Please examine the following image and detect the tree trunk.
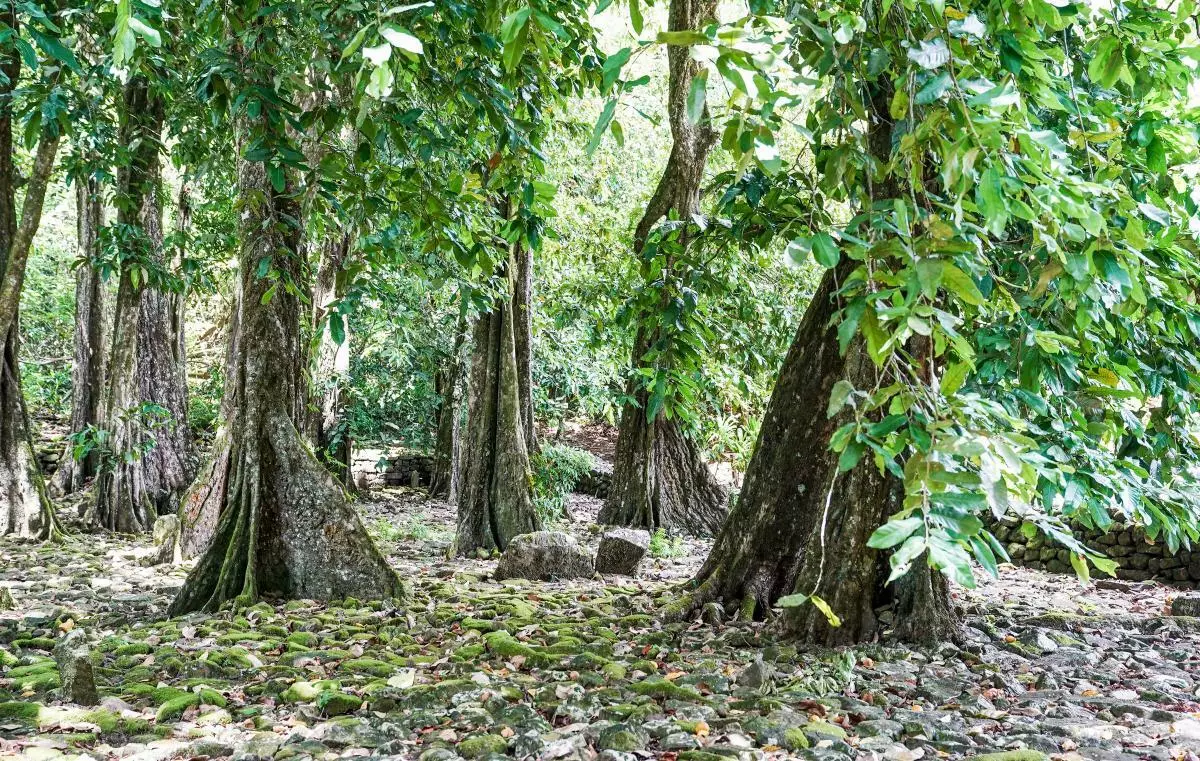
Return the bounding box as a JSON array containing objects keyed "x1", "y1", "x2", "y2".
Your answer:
[
  {"x1": 51, "y1": 177, "x2": 108, "y2": 496},
  {"x1": 310, "y1": 231, "x2": 353, "y2": 489},
  {"x1": 430, "y1": 309, "x2": 467, "y2": 501},
  {"x1": 0, "y1": 14, "x2": 62, "y2": 540},
  {"x1": 665, "y1": 71, "x2": 958, "y2": 645},
  {"x1": 513, "y1": 243, "x2": 536, "y2": 455},
  {"x1": 602, "y1": 0, "x2": 728, "y2": 536},
  {"x1": 94, "y1": 79, "x2": 193, "y2": 533},
  {"x1": 169, "y1": 122, "x2": 401, "y2": 614},
  {"x1": 454, "y1": 255, "x2": 541, "y2": 556}
]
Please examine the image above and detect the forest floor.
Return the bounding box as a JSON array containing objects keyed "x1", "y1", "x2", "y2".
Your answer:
[{"x1": 2, "y1": 487, "x2": 1200, "y2": 761}]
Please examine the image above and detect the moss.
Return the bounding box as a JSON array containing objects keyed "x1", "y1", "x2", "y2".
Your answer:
[
  {"x1": 338, "y1": 658, "x2": 395, "y2": 677},
  {"x1": 12, "y1": 637, "x2": 56, "y2": 651},
  {"x1": 628, "y1": 676, "x2": 704, "y2": 702},
  {"x1": 150, "y1": 687, "x2": 192, "y2": 705},
  {"x1": 483, "y1": 631, "x2": 551, "y2": 665},
  {"x1": 199, "y1": 688, "x2": 227, "y2": 707},
  {"x1": 968, "y1": 753, "x2": 1049, "y2": 761},
  {"x1": 461, "y1": 617, "x2": 500, "y2": 632},
  {"x1": 121, "y1": 717, "x2": 152, "y2": 735},
  {"x1": 458, "y1": 733, "x2": 508, "y2": 758},
  {"x1": 12, "y1": 670, "x2": 60, "y2": 692},
  {"x1": 453, "y1": 644, "x2": 486, "y2": 661},
  {"x1": 602, "y1": 661, "x2": 628, "y2": 680},
  {"x1": 286, "y1": 631, "x2": 319, "y2": 648},
  {"x1": 155, "y1": 693, "x2": 201, "y2": 722},
  {"x1": 678, "y1": 752, "x2": 728, "y2": 761},
  {"x1": 0, "y1": 647, "x2": 17, "y2": 667},
  {"x1": 216, "y1": 630, "x2": 271, "y2": 645},
  {"x1": 113, "y1": 642, "x2": 153, "y2": 657},
  {"x1": 123, "y1": 683, "x2": 155, "y2": 698},
  {"x1": 281, "y1": 681, "x2": 321, "y2": 703},
  {"x1": 82, "y1": 709, "x2": 121, "y2": 734},
  {"x1": 0, "y1": 701, "x2": 40, "y2": 724},
  {"x1": 804, "y1": 720, "x2": 847, "y2": 739},
  {"x1": 783, "y1": 728, "x2": 811, "y2": 750},
  {"x1": 7, "y1": 661, "x2": 58, "y2": 678},
  {"x1": 316, "y1": 690, "x2": 362, "y2": 716}
]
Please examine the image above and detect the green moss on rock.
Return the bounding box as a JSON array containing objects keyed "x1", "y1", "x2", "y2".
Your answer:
[
  {"x1": 316, "y1": 690, "x2": 362, "y2": 716},
  {"x1": 458, "y1": 733, "x2": 508, "y2": 758}
]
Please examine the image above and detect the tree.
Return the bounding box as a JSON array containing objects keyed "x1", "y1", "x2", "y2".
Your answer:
[
  {"x1": 171, "y1": 5, "x2": 405, "y2": 612},
  {"x1": 429, "y1": 308, "x2": 467, "y2": 500},
  {"x1": 94, "y1": 76, "x2": 193, "y2": 532},
  {"x1": 0, "y1": 5, "x2": 71, "y2": 540},
  {"x1": 455, "y1": 241, "x2": 542, "y2": 555},
  {"x1": 599, "y1": 0, "x2": 729, "y2": 536},
  {"x1": 670, "y1": 0, "x2": 1200, "y2": 644},
  {"x1": 51, "y1": 174, "x2": 107, "y2": 496}
]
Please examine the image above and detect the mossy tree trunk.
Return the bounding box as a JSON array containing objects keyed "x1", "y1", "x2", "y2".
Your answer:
[
  {"x1": 309, "y1": 230, "x2": 354, "y2": 489},
  {"x1": 513, "y1": 242, "x2": 536, "y2": 456},
  {"x1": 51, "y1": 176, "x2": 108, "y2": 496},
  {"x1": 0, "y1": 16, "x2": 61, "y2": 540},
  {"x1": 666, "y1": 74, "x2": 957, "y2": 647},
  {"x1": 169, "y1": 120, "x2": 401, "y2": 614},
  {"x1": 430, "y1": 309, "x2": 468, "y2": 501},
  {"x1": 601, "y1": 0, "x2": 728, "y2": 537},
  {"x1": 94, "y1": 78, "x2": 193, "y2": 533},
  {"x1": 455, "y1": 248, "x2": 541, "y2": 556}
]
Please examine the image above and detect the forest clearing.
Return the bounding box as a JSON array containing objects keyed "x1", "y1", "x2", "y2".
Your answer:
[{"x1": 1, "y1": 0, "x2": 1199, "y2": 758}]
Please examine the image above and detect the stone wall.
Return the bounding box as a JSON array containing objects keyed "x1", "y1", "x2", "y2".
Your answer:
[{"x1": 991, "y1": 519, "x2": 1200, "y2": 589}]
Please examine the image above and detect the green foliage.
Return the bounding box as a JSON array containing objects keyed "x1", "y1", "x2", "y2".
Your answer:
[
  {"x1": 531, "y1": 444, "x2": 596, "y2": 521},
  {"x1": 648, "y1": 529, "x2": 684, "y2": 559},
  {"x1": 67, "y1": 402, "x2": 174, "y2": 473}
]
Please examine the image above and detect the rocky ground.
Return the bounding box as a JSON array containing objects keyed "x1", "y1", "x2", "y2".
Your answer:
[{"x1": 2, "y1": 487, "x2": 1200, "y2": 761}]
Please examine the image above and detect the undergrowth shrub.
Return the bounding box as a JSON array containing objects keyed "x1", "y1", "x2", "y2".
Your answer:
[{"x1": 532, "y1": 444, "x2": 596, "y2": 521}]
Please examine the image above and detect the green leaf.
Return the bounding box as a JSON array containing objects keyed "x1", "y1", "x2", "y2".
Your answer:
[
  {"x1": 827, "y1": 379, "x2": 854, "y2": 418},
  {"x1": 811, "y1": 232, "x2": 839, "y2": 268},
  {"x1": 127, "y1": 17, "x2": 161, "y2": 47},
  {"x1": 380, "y1": 25, "x2": 423, "y2": 55},
  {"x1": 500, "y1": 7, "x2": 532, "y2": 42},
  {"x1": 1069, "y1": 552, "x2": 1090, "y2": 584},
  {"x1": 914, "y1": 72, "x2": 952, "y2": 105},
  {"x1": 341, "y1": 25, "x2": 372, "y2": 59},
  {"x1": 867, "y1": 517, "x2": 923, "y2": 549},
  {"x1": 587, "y1": 98, "x2": 617, "y2": 155},
  {"x1": 941, "y1": 264, "x2": 986, "y2": 306},
  {"x1": 776, "y1": 593, "x2": 809, "y2": 608},
  {"x1": 1088, "y1": 37, "x2": 1125, "y2": 88},
  {"x1": 629, "y1": 0, "x2": 643, "y2": 34},
  {"x1": 808, "y1": 596, "x2": 841, "y2": 628},
  {"x1": 940, "y1": 360, "x2": 970, "y2": 395}
]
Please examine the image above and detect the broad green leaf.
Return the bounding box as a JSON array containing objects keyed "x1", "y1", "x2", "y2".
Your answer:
[
  {"x1": 587, "y1": 99, "x2": 617, "y2": 154},
  {"x1": 867, "y1": 517, "x2": 923, "y2": 549},
  {"x1": 381, "y1": 25, "x2": 423, "y2": 55},
  {"x1": 827, "y1": 379, "x2": 854, "y2": 418},
  {"x1": 809, "y1": 596, "x2": 842, "y2": 627},
  {"x1": 811, "y1": 232, "x2": 839, "y2": 268},
  {"x1": 686, "y1": 70, "x2": 708, "y2": 124}
]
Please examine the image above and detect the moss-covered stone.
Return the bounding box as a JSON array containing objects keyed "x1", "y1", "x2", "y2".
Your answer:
[
  {"x1": 783, "y1": 728, "x2": 811, "y2": 750},
  {"x1": 338, "y1": 658, "x2": 395, "y2": 677},
  {"x1": 316, "y1": 690, "x2": 362, "y2": 716},
  {"x1": 968, "y1": 752, "x2": 1049, "y2": 761},
  {"x1": 0, "y1": 701, "x2": 40, "y2": 725},
  {"x1": 457, "y1": 733, "x2": 508, "y2": 758},
  {"x1": 155, "y1": 692, "x2": 201, "y2": 722},
  {"x1": 628, "y1": 676, "x2": 704, "y2": 702}
]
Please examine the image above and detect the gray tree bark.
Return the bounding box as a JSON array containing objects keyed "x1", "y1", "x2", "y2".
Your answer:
[
  {"x1": 0, "y1": 13, "x2": 61, "y2": 540},
  {"x1": 170, "y1": 116, "x2": 401, "y2": 614},
  {"x1": 51, "y1": 177, "x2": 108, "y2": 496},
  {"x1": 310, "y1": 231, "x2": 354, "y2": 489},
  {"x1": 430, "y1": 309, "x2": 468, "y2": 501},
  {"x1": 94, "y1": 78, "x2": 193, "y2": 533},
  {"x1": 455, "y1": 247, "x2": 541, "y2": 555},
  {"x1": 601, "y1": 0, "x2": 728, "y2": 537},
  {"x1": 665, "y1": 64, "x2": 957, "y2": 647}
]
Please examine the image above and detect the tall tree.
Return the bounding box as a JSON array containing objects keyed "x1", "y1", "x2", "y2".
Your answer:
[
  {"x1": 94, "y1": 76, "x2": 194, "y2": 532},
  {"x1": 51, "y1": 175, "x2": 108, "y2": 496},
  {"x1": 669, "y1": 0, "x2": 1200, "y2": 644},
  {"x1": 455, "y1": 239, "x2": 542, "y2": 555},
  {"x1": 599, "y1": 0, "x2": 728, "y2": 536},
  {"x1": 0, "y1": 6, "x2": 68, "y2": 540},
  {"x1": 170, "y1": 4, "x2": 405, "y2": 612},
  {"x1": 309, "y1": 229, "x2": 354, "y2": 487},
  {"x1": 429, "y1": 307, "x2": 467, "y2": 501}
]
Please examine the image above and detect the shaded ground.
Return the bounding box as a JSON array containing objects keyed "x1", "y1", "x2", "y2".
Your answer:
[{"x1": 2, "y1": 487, "x2": 1200, "y2": 761}]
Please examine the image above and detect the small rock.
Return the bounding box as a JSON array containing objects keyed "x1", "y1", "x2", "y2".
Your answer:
[
  {"x1": 152, "y1": 514, "x2": 179, "y2": 546},
  {"x1": 0, "y1": 586, "x2": 13, "y2": 610},
  {"x1": 701, "y1": 601, "x2": 725, "y2": 626},
  {"x1": 595, "y1": 528, "x2": 650, "y2": 575},
  {"x1": 54, "y1": 629, "x2": 99, "y2": 706},
  {"x1": 1169, "y1": 594, "x2": 1200, "y2": 617},
  {"x1": 737, "y1": 655, "x2": 775, "y2": 693},
  {"x1": 493, "y1": 532, "x2": 595, "y2": 581}
]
